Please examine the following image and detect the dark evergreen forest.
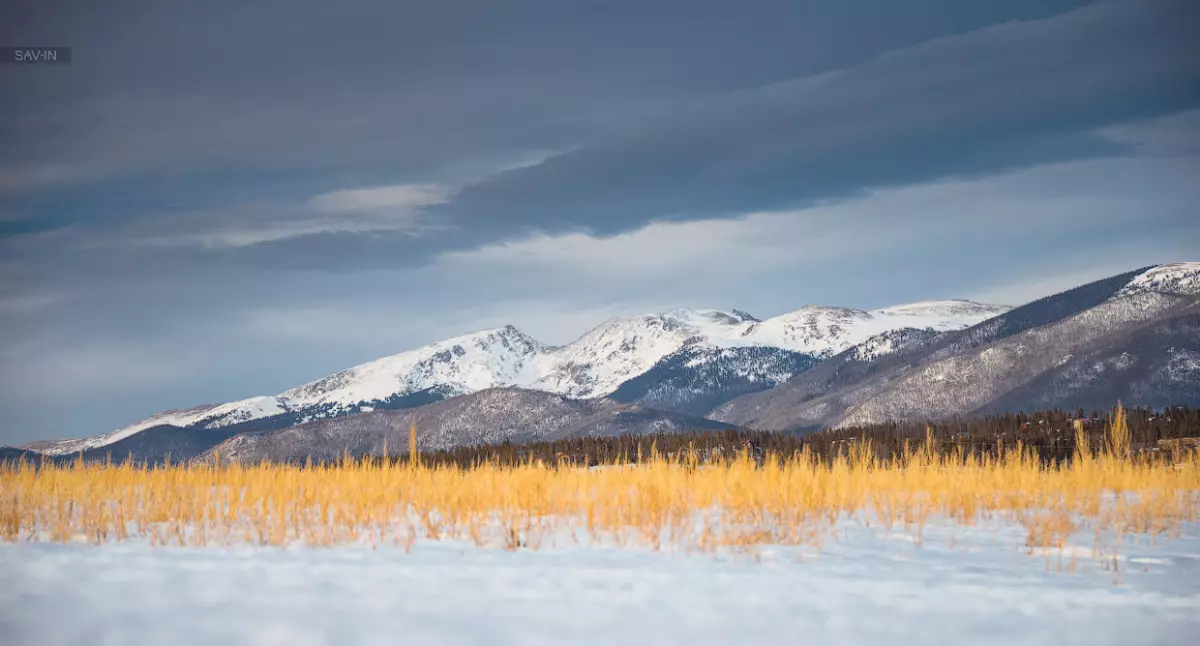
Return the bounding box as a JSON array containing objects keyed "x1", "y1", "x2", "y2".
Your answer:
[{"x1": 379, "y1": 406, "x2": 1200, "y2": 469}]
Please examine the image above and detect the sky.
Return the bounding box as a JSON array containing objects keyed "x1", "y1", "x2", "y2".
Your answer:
[{"x1": 0, "y1": 0, "x2": 1198, "y2": 445}]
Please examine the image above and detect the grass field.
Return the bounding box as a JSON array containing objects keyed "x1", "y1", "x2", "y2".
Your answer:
[{"x1": 3, "y1": 408, "x2": 1198, "y2": 560}]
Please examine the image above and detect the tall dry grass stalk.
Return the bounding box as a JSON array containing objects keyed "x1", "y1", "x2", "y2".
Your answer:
[
  {"x1": 408, "y1": 417, "x2": 418, "y2": 466},
  {"x1": 1107, "y1": 402, "x2": 1131, "y2": 459},
  {"x1": 2, "y1": 409, "x2": 1197, "y2": 557}
]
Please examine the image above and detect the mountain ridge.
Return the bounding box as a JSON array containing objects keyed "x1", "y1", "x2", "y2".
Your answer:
[
  {"x1": 198, "y1": 388, "x2": 736, "y2": 465},
  {"x1": 22, "y1": 299, "x2": 1005, "y2": 455},
  {"x1": 710, "y1": 263, "x2": 1200, "y2": 431},
  {"x1": 12, "y1": 263, "x2": 1200, "y2": 460}
]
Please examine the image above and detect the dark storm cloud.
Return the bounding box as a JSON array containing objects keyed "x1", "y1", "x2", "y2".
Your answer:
[
  {"x1": 148, "y1": 0, "x2": 1200, "y2": 272},
  {"x1": 1, "y1": 0, "x2": 1194, "y2": 277},
  {"x1": 2, "y1": 1, "x2": 1099, "y2": 199},
  {"x1": 438, "y1": 0, "x2": 1199, "y2": 238},
  {"x1": 9, "y1": 0, "x2": 1190, "y2": 268}
]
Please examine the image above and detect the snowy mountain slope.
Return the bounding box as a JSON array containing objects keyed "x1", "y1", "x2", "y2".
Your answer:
[
  {"x1": 280, "y1": 325, "x2": 546, "y2": 413},
  {"x1": 737, "y1": 301, "x2": 1009, "y2": 357},
  {"x1": 24, "y1": 298, "x2": 1005, "y2": 456},
  {"x1": 848, "y1": 327, "x2": 945, "y2": 362},
  {"x1": 530, "y1": 301, "x2": 1006, "y2": 399},
  {"x1": 608, "y1": 345, "x2": 822, "y2": 416},
  {"x1": 836, "y1": 291, "x2": 1197, "y2": 428},
  {"x1": 18, "y1": 398, "x2": 283, "y2": 456},
  {"x1": 1113, "y1": 262, "x2": 1200, "y2": 299},
  {"x1": 201, "y1": 388, "x2": 735, "y2": 463},
  {"x1": 78, "y1": 424, "x2": 245, "y2": 465},
  {"x1": 0, "y1": 446, "x2": 53, "y2": 464},
  {"x1": 22, "y1": 328, "x2": 542, "y2": 456},
  {"x1": 708, "y1": 328, "x2": 950, "y2": 431},
  {"x1": 529, "y1": 309, "x2": 758, "y2": 398},
  {"x1": 976, "y1": 308, "x2": 1200, "y2": 416},
  {"x1": 711, "y1": 263, "x2": 1200, "y2": 432}
]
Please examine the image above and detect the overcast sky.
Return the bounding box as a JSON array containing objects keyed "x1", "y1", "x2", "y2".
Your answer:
[{"x1": 1, "y1": 0, "x2": 1198, "y2": 444}]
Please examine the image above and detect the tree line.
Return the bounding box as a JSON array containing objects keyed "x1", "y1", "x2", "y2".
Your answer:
[{"x1": 377, "y1": 405, "x2": 1200, "y2": 469}]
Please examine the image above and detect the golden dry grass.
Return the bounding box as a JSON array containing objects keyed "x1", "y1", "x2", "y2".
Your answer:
[{"x1": 2, "y1": 410, "x2": 1198, "y2": 557}]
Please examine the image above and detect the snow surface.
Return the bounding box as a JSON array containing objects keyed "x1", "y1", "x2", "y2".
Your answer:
[
  {"x1": 28, "y1": 301, "x2": 1008, "y2": 455},
  {"x1": 730, "y1": 301, "x2": 1009, "y2": 357},
  {"x1": 532, "y1": 302, "x2": 1007, "y2": 398},
  {"x1": 281, "y1": 325, "x2": 546, "y2": 409},
  {"x1": 2, "y1": 516, "x2": 1197, "y2": 646},
  {"x1": 1114, "y1": 262, "x2": 1200, "y2": 299},
  {"x1": 848, "y1": 329, "x2": 935, "y2": 362}
]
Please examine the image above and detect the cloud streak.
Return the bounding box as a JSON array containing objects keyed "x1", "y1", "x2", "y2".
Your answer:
[{"x1": 124, "y1": 184, "x2": 453, "y2": 249}]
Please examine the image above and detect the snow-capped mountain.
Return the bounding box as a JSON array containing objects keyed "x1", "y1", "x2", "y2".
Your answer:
[
  {"x1": 565, "y1": 302, "x2": 1008, "y2": 416},
  {"x1": 22, "y1": 299, "x2": 1008, "y2": 456},
  {"x1": 735, "y1": 300, "x2": 1009, "y2": 357},
  {"x1": 529, "y1": 309, "x2": 757, "y2": 399},
  {"x1": 531, "y1": 302, "x2": 1008, "y2": 398},
  {"x1": 23, "y1": 264, "x2": 1196, "y2": 459},
  {"x1": 712, "y1": 263, "x2": 1200, "y2": 431},
  {"x1": 281, "y1": 325, "x2": 545, "y2": 413}
]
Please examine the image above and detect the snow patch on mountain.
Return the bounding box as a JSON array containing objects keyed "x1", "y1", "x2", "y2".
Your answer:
[
  {"x1": 281, "y1": 325, "x2": 545, "y2": 411},
  {"x1": 849, "y1": 328, "x2": 943, "y2": 362},
  {"x1": 532, "y1": 309, "x2": 756, "y2": 398},
  {"x1": 1158, "y1": 348, "x2": 1200, "y2": 382},
  {"x1": 1114, "y1": 262, "x2": 1200, "y2": 299},
  {"x1": 530, "y1": 302, "x2": 1005, "y2": 398},
  {"x1": 736, "y1": 300, "x2": 1009, "y2": 357}
]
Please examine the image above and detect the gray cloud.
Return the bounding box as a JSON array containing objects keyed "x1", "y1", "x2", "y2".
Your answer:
[
  {"x1": 177, "y1": 0, "x2": 1198, "y2": 274},
  {"x1": 1, "y1": 1, "x2": 1099, "y2": 194},
  {"x1": 438, "y1": 0, "x2": 1198, "y2": 239},
  {"x1": 10, "y1": 0, "x2": 1190, "y2": 273}
]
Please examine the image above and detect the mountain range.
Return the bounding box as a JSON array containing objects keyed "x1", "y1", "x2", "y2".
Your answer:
[
  {"x1": 711, "y1": 263, "x2": 1200, "y2": 429},
  {"x1": 20, "y1": 299, "x2": 1006, "y2": 457},
  {"x1": 12, "y1": 262, "x2": 1199, "y2": 463}
]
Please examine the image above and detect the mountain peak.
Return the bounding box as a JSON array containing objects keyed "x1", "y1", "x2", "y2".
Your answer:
[
  {"x1": 875, "y1": 299, "x2": 1010, "y2": 318},
  {"x1": 737, "y1": 300, "x2": 1010, "y2": 357},
  {"x1": 279, "y1": 324, "x2": 546, "y2": 408},
  {"x1": 792, "y1": 304, "x2": 870, "y2": 315}
]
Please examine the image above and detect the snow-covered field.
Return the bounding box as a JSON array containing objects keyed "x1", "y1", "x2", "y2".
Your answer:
[{"x1": 3, "y1": 518, "x2": 1198, "y2": 646}]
